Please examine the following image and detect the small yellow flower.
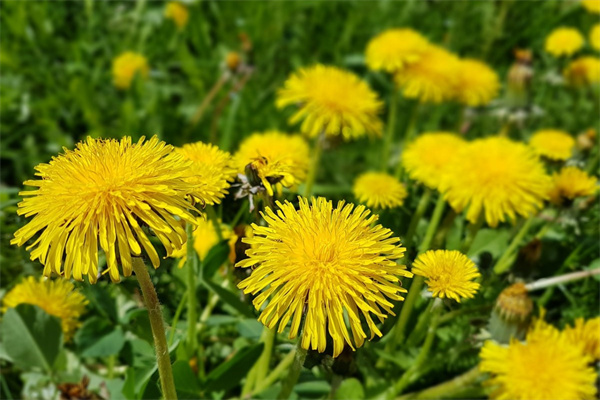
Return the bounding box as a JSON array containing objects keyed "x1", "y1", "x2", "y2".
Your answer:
[
  {"x1": 480, "y1": 319, "x2": 597, "y2": 400},
  {"x1": 365, "y1": 28, "x2": 430, "y2": 73},
  {"x1": 177, "y1": 142, "x2": 237, "y2": 205},
  {"x1": 411, "y1": 250, "x2": 481, "y2": 302},
  {"x1": 545, "y1": 27, "x2": 584, "y2": 57},
  {"x1": 440, "y1": 137, "x2": 550, "y2": 227},
  {"x1": 225, "y1": 52, "x2": 241, "y2": 72},
  {"x1": 402, "y1": 132, "x2": 466, "y2": 190},
  {"x1": 529, "y1": 129, "x2": 575, "y2": 161},
  {"x1": 564, "y1": 317, "x2": 600, "y2": 360},
  {"x1": 394, "y1": 45, "x2": 460, "y2": 103},
  {"x1": 3, "y1": 277, "x2": 87, "y2": 341},
  {"x1": 454, "y1": 59, "x2": 500, "y2": 107},
  {"x1": 563, "y1": 56, "x2": 600, "y2": 86},
  {"x1": 172, "y1": 217, "x2": 236, "y2": 265},
  {"x1": 590, "y1": 24, "x2": 600, "y2": 51},
  {"x1": 111, "y1": 51, "x2": 149, "y2": 90},
  {"x1": 11, "y1": 136, "x2": 207, "y2": 283},
  {"x1": 165, "y1": 2, "x2": 189, "y2": 30},
  {"x1": 236, "y1": 197, "x2": 412, "y2": 357},
  {"x1": 234, "y1": 131, "x2": 310, "y2": 196},
  {"x1": 353, "y1": 172, "x2": 407, "y2": 209},
  {"x1": 276, "y1": 65, "x2": 383, "y2": 140},
  {"x1": 548, "y1": 166, "x2": 598, "y2": 205},
  {"x1": 581, "y1": 0, "x2": 600, "y2": 13}
]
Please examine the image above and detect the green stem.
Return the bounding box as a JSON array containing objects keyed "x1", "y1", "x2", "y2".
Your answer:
[
  {"x1": 494, "y1": 217, "x2": 534, "y2": 274},
  {"x1": 277, "y1": 343, "x2": 307, "y2": 400},
  {"x1": 107, "y1": 355, "x2": 116, "y2": 379},
  {"x1": 251, "y1": 348, "x2": 296, "y2": 397},
  {"x1": 254, "y1": 327, "x2": 276, "y2": 390},
  {"x1": 406, "y1": 299, "x2": 435, "y2": 347},
  {"x1": 418, "y1": 195, "x2": 445, "y2": 254},
  {"x1": 205, "y1": 206, "x2": 223, "y2": 242},
  {"x1": 461, "y1": 214, "x2": 485, "y2": 254},
  {"x1": 132, "y1": 258, "x2": 178, "y2": 400},
  {"x1": 403, "y1": 188, "x2": 432, "y2": 250},
  {"x1": 388, "y1": 275, "x2": 424, "y2": 351},
  {"x1": 168, "y1": 292, "x2": 188, "y2": 347},
  {"x1": 304, "y1": 134, "x2": 324, "y2": 197},
  {"x1": 186, "y1": 222, "x2": 198, "y2": 356},
  {"x1": 381, "y1": 90, "x2": 399, "y2": 171},
  {"x1": 401, "y1": 366, "x2": 482, "y2": 400},
  {"x1": 432, "y1": 209, "x2": 457, "y2": 249},
  {"x1": 390, "y1": 300, "x2": 443, "y2": 398}
]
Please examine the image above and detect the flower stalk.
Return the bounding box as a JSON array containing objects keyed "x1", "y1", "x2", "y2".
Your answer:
[
  {"x1": 381, "y1": 90, "x2": 399, "y2": 170},
  {"x1": 304, "y1": 133, "x2": 325, "y2": 197},
  {"x1": 277, "y1": 343, "x2": 308, "y2": 400},
  {"x1": 132, "y1": 257, "x2": 178, "y2": 400},
  {"x1": 186, "y1": 222, "x2": 198, "y2": 356},
  {"x1": 494, "y1": 217, "x2": 534, "y2": 274}
]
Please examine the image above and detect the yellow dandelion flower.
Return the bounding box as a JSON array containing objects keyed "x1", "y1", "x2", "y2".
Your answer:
[
  {"x1": 276, "y1": 65, "x2": 383, "y2": 140},
  {"x1": 11, "y1": 136, "x2": 206, "y2": 283},
  {"x1": 236, "y1": 197, "x2": 412, "y2": 357},
  {"x1": 394, "y1": 45, "x2": 460, "y2": 103},
  {"x1": 353, "y1": 172, "x2": 407, "y2": 209},
  {"x1": 411, "y1": 250, "x2": 480, "y2": 302},
  {"x1": 177, "y1": 142, "x2": 236, "y2": 205},
  {"x1": 548, "y1": 166, "x2": 598, "y2": 205},
  {"x1": 440, "y1": 137, "x2": 551, "y2": 227},
  {"x1": 402, "y1": 132, "x2": 466, "y2": 190},
  {"x1": 164, "y1": 2, "x2": 189, "y2": 30},
  {"x1": 529, "y1": 129, "x2": 575, "y2": 161},
  {"x1": 234, "y1": 131, "x2": 310, "y2": 196},
  {"x1": 563, "y1": 56, "x2": 600, "y2": 86},
  {"x1": 590, "y1": 24, "x2": 600, "y2": 50},
  {"x1": 545, "y1": 27, "x2": 585, "y2": 57},
  {"x1": 111, "y1": 51, "x2": 149, "y2": 90},
  {"x1": 454, "y1": 59, "x2": 500, "y2": 107},
  {"x1": 365, "y1": 28, "x2": 430, "y2": 73},
  {"x1": 564, "y1": 317, "x2": 600, "y2": 360},
  {"x1": 3, "y1": 277, "x2": 87, "y2": 341},
  {"x1": 480, "y1": 320, "x2": 597, "y2": 400},
  {"x1": 581, "y1": 0, "x2": 600, "y2": 13},
  {"x1": 172, "y1": 217, "x2": 236, "y2": 265}
]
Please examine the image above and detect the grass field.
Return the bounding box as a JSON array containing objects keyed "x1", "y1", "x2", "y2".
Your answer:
[{"x1": 1, "y1": 1, "x2": 599, "y2": 399}]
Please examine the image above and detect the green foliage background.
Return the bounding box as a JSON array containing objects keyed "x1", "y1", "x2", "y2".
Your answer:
[{"x1": 1, "y1": 1, "x2": 598, "y2": 399}]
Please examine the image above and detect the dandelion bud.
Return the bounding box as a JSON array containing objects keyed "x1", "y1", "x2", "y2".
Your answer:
[
  {"x1": 488, "y1": 283, "x2": 533, "y2": 343},
  {"x1": 225, "y1": 51, "x2": 241, "y2": 72}
]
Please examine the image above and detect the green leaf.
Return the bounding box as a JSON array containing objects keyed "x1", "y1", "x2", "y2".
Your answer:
[
  {"x1": 203, "y1": 278, "x2": 254, "y2": 318},
  {"x1": 204, "y1": 343, "x2": 265, "y2": 393},
  {"x1": 202, "y1": 240, "x2": 230, "y2": 280},
  {"x1": 74, "y1": 315, "x2": 126, "y2": 357},
  {"x1": 335, "y1": 378, "x2": 365, "y2": 400},
  {"x1": 82, "y1": 282, "x2": 118, "y2": 323},
  {"x1": 237, "y1": 318, "x2": 263, "y2": 340},
  {"x1": 295, "y1": 381, "x2": 330, "y2": 396},
  {"x1": 172, "y1": 360, "x2": 201, "y2": 399},
  {"x1": 1, "y1": 305, "x2": 63, "y2": 371},
  {"x1": 467, "y1": 228, "x2": 511, "y2": 259}
]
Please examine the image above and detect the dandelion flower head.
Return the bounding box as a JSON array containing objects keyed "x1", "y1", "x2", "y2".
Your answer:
[
  {"x1": 177, "y1": 141, "x2": 237, "y2": 205},
  {"x1": 365, "y1": 28, "x2": 430, "y2": 73},
  {"x1": 564, "y1": 317, "x2": 600, "y2": 360},
  {"x1": 563, "y1": 56, "x2": 600, "y2": 86},
  {"x1": 353, "y1": 172, "x2": 407, "y2": 210},
  {"x1": 165, "y1": 2, "x2": 189, "y2": 30},
  {"x1": 3, "y1": 277, "x2": 87, "y2": 341},
  {"x1": 402, "y1": 132, "x2": 466, "y2": 190},
  {"x1": 236, "y1": 197, "x2": 412, "y2": 357},
  {"x1": 590, "y1": 24, "x2": 600, "y2": 51},
  {"x1": 234, "y1": 131, "x2": 310, "y2": 196},
  {"x1": 544, "y1": 27, "x2": 584, "y2": 57},
  {"x1": 394, "y1": 45, "x2": 460, "y2": 103},
  {"x1": 479, "y1": 318, "x2": 597, "y2": 400},
  {"x1": 581, "y1": 0, "x2": 600, "y2": 13},
  {"x1": 411, "y1": 250, "x2": 480, "y2": 302},
  {"x1": 440, "y1": 137, "x2": 550, "y2": 227},
  {"x1": 11, "y1": 136, "x2": 205, "y2": 283},
  {"x1": 276, "y1": 65, "x2": 383, "y2": 140},
  {"x1": 112, "y1": 51, "x2": 149, "y2": 90},
  {"x1": 454, "y1": 59, "x2": 500, "y2": 107},
  {"x1": 548, "y1": 166, "x2": 598, "y2": 205},
  {"x1": 171, "y1": 217, "x2": 236, "y2": 265},
  {"x1": 529, "y1": 129, "x2": 575, "y2": 161}
]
